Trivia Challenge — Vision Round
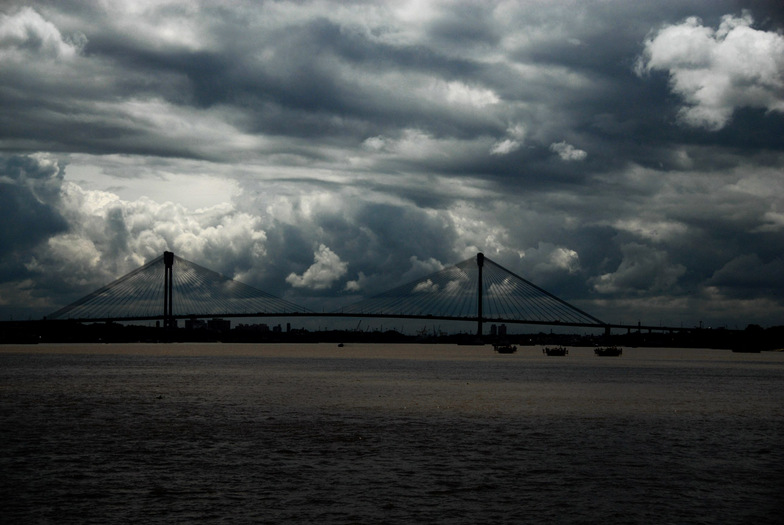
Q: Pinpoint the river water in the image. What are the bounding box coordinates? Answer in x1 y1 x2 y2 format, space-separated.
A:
1 343 782 523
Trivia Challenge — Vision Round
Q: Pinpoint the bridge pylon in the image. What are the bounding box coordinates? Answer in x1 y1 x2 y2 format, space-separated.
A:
163 251 174 328
476 252 484 336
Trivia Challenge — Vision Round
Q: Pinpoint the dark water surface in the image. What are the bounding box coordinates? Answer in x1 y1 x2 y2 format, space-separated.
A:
1 343 782 523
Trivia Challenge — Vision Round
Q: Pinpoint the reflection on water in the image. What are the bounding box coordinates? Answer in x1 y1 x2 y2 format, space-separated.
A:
1 344 783 523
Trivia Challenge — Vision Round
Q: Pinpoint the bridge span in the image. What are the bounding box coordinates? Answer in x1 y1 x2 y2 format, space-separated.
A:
46 251 688 336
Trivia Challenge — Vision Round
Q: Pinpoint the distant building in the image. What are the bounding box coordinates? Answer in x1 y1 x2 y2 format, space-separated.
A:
185 319 206 330
208 318 231 332
236 323 269 332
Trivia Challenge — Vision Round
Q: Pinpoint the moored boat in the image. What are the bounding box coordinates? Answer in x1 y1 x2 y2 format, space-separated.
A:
543 346 568 356
594 346 622 356
494 344 517 354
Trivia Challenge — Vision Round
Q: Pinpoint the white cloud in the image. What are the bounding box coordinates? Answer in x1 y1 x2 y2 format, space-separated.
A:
286 244 348 290
638 12 784 130
549 247 580 274
0 7 83 61
522 243 581 279
413 279 438 293
362 136 387 152
29 181 270 294
757 211 784 233
491 124 526 155
401 256 445 283
344 271 368 292
613 218 688 242
442 80 500 108
490 139 520 155
549 141 587 161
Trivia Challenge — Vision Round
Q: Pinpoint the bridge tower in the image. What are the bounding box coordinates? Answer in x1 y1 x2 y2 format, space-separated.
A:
476 252 484 336
163 251 174 328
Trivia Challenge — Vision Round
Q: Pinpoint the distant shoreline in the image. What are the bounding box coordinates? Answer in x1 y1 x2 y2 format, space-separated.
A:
2 319 782 351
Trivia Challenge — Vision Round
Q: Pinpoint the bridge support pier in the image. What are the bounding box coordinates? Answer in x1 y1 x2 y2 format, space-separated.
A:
163 251 174 328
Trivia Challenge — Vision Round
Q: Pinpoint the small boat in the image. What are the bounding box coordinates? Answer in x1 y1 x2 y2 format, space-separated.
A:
543 346 568 356
494 344 517 354
337 343 344 348
731 346 760 353
594 346 622 356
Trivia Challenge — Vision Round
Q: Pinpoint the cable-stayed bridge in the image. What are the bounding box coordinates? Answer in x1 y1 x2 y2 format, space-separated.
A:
47 251 655 335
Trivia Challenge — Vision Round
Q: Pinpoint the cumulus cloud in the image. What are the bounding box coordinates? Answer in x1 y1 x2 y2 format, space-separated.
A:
638 12 784 130
413 279 438 293
549 141 587 161
286 244 348 290
344 271 369 293
490 124 526 155
0 155 274 311
490 139 519 156
50 182 268 280
548 247 580 274
441 80 500 108
517 243 582 290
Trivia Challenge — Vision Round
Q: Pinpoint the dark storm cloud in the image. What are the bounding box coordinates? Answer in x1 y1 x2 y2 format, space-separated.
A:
3 1 780 160
708 254 784 299
1 1 783 327
0 155 68 278
39 5 493 149
0 154 70 318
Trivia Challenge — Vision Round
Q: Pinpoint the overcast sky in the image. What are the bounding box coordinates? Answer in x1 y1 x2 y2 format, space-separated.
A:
2 0 783 329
